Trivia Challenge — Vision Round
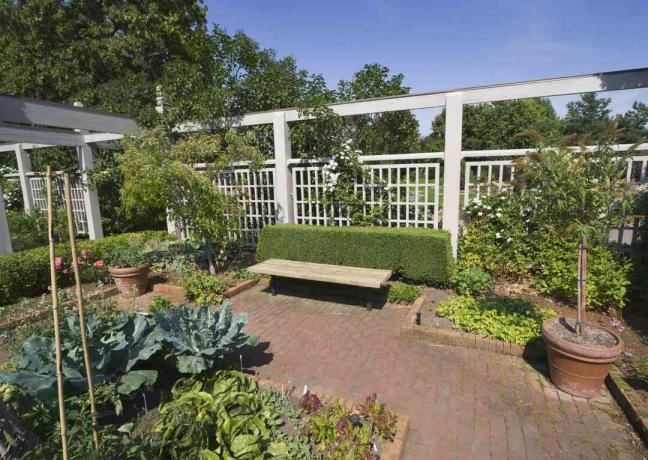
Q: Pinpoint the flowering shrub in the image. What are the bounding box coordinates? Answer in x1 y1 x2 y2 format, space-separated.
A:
458 138 635 310
320 139 389 226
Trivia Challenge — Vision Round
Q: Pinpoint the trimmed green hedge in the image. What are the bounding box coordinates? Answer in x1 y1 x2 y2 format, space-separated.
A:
256 224 454 284
0 231 171 306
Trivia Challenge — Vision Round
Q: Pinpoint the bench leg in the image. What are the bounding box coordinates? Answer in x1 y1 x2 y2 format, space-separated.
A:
366 291 372 311
270 275 277 296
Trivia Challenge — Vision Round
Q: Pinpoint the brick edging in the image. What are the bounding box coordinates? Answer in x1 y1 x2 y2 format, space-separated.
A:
400 293 545 359
0 285 119 331
606 366 648 448
255 376 409 460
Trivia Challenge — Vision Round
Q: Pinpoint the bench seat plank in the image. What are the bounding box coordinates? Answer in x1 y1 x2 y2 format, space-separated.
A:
248 259 392 289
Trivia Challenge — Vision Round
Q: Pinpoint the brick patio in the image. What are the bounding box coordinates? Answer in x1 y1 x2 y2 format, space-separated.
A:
234 280 646 460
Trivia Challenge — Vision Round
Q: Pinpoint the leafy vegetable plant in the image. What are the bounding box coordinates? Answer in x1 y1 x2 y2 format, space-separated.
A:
0 312 161 398
452 267 493 296
181 269 228 305
151 302 257 374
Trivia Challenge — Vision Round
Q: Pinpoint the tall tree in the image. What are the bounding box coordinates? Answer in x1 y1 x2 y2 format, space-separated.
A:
336 64 420 155
422 98 560 150
562 93 612 142
616 102 648 143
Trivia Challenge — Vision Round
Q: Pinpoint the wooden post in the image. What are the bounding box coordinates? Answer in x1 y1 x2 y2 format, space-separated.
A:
576 235 588 336
63 173 99 450
45 166 69 460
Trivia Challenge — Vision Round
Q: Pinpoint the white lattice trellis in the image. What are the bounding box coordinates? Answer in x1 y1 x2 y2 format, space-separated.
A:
292 161 441 228
214 167 276 245
29 175 88 234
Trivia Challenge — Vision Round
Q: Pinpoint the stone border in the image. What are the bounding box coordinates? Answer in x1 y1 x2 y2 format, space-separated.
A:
400 293 545 360
255 376 409 460
0 285 119 331
606 366 648 448
152 278 258 300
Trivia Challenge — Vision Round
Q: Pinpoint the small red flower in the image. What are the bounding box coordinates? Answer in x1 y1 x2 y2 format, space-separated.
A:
81 249 89 259
55 257 63 270
93 260 105 268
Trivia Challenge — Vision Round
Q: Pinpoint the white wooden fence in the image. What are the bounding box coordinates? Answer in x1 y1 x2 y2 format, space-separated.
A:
2 172 89 234
203 144 647 247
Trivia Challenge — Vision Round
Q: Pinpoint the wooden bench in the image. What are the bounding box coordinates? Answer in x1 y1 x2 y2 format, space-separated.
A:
247 258 392 310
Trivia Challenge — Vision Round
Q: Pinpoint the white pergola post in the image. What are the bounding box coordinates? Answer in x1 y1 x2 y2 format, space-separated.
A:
14 144 34 212
442 92 464 257
0 183 13 255
78 144 104 239
73 102 103 240
273 112 294 224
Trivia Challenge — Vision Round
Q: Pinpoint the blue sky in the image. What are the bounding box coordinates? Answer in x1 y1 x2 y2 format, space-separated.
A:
207 0 648 135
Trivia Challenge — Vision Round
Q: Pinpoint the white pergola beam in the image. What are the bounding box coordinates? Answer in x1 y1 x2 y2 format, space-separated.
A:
176 67 648 131
0 124 85 146
0 95 139 134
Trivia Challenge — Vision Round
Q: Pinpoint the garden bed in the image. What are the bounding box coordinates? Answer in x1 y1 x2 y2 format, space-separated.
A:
255 376 410 460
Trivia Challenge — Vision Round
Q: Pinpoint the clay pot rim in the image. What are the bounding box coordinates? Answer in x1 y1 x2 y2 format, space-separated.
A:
542 317 623 361
108 264 151 277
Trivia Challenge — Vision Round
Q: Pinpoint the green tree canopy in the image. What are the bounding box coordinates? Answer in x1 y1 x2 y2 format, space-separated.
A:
422 98 560 150
562 92 612 142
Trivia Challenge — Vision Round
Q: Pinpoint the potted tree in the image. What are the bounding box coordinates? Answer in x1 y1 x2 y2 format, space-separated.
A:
108 239 150 298
525 131 633 398
541 234 623 398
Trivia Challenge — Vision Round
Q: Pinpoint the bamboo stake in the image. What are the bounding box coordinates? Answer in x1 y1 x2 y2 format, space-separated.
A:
63 173 99 450
576 234 588 336
46 166 69 460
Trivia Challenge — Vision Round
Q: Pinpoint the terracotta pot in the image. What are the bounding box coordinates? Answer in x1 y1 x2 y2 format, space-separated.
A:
542 318 622 398
109 265 150 298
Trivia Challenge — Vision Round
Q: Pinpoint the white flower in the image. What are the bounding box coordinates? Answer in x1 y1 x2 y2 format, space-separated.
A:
495 232 501 239
507 237 512 243
477 211 483 217
495 212 502 218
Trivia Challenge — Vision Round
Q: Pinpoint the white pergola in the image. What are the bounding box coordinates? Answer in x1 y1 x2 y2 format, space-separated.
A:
0 95 138 254
1 66 648 256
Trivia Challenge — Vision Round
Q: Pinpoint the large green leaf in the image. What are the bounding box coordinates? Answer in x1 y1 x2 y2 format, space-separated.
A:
117 370 158 395
152 301 257 374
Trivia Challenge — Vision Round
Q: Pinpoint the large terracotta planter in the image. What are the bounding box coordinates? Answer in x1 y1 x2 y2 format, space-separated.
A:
109 265 150 298
542 318 622 398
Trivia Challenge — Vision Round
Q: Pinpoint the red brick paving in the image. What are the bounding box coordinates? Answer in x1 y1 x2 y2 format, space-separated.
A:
234 281 646 460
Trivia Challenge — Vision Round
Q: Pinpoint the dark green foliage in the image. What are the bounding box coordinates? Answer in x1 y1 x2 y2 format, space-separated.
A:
256 224 454 284
453 267 493 296
148 294 173 313
0 230 170 306
387 283 422 304
6 211 48 251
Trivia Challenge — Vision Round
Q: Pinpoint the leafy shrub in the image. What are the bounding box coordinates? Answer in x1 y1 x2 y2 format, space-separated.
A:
0 230 170 306
387 283 421 304
453 267 493 296
151 302 256 374
436 296 556 345
531 237 631 310
6 210 48 251
180 269 228 305
257 224 454 284
148 294 173 313
151 370 290 459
